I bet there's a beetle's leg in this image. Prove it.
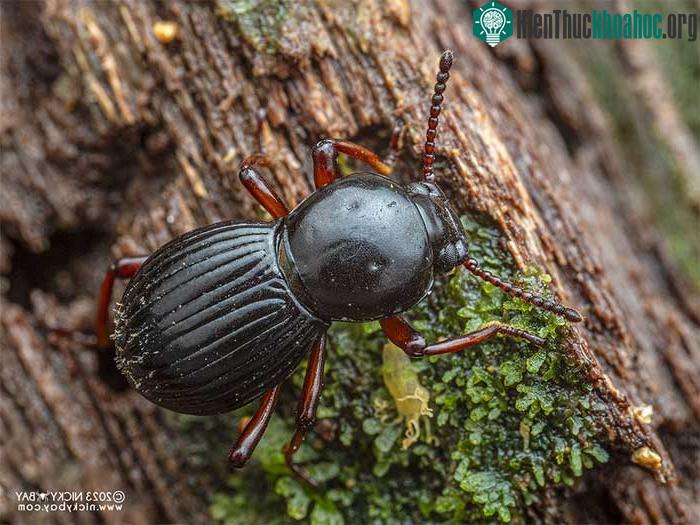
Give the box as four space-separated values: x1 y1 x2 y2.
96 256 148 349
382 120 404 172
312 139 393 189
255 108 273 155
239 155 289 218
229 385 282 467
42 256 146 391
284 334 327 489
380 315 545 357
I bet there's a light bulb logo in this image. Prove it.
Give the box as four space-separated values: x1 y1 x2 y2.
473 1 513 48
481 9 505 46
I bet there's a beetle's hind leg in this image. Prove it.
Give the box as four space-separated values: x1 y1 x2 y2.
284 334 327 489
47 256 147 350
380 315 545 357
239 155 290 219
95 256 148 349
45 256 147 391
229 385 282 467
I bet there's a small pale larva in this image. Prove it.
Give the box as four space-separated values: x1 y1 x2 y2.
381 343 434 449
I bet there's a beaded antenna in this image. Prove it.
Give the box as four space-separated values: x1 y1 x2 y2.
420 50 582 323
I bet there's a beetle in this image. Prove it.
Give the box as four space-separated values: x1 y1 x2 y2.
96 50 582 486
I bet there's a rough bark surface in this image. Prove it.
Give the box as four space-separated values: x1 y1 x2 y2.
1 0 698 523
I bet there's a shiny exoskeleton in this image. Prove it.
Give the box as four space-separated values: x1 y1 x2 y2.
283 174 468 321
95 51 582 487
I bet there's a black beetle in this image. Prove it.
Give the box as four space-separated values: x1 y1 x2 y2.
95 50 582 486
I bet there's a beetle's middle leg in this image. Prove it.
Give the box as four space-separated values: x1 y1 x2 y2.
284 333 327 488
239 155 289 218
380 315 545 357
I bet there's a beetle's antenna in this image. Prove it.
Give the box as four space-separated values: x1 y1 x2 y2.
463 257 583 322
423 50 454 182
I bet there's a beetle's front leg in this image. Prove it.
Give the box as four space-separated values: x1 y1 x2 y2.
382 120 404 172
312 139 393 190
229 385 282 467
380 315 544 357
239 155 290 219
284 334 327 488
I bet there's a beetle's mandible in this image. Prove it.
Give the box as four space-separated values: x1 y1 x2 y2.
95 50 582 487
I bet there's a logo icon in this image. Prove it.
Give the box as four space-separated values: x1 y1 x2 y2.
473 1 513 47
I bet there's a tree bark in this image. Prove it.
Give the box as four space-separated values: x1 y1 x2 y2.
1 0 698 523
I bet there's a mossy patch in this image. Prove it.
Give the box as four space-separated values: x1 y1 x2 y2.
209 217 609 523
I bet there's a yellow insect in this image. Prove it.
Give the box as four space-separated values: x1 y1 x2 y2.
380 343 435 449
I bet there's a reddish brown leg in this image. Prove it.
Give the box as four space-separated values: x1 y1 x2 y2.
284 334 327 488
239 155 289 219
229 385 281 467
382 120 404 171
255 108 272 155
380 315 545 357
312 139 393 190
96 256 148 349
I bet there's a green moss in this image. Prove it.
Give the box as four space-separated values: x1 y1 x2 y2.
208 216 609 523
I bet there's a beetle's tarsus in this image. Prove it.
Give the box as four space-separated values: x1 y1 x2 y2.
284 431 320 489
382 119 405 171
284 444 321 490
497 325 546 346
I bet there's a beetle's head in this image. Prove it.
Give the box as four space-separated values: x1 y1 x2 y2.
407 181 468 275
